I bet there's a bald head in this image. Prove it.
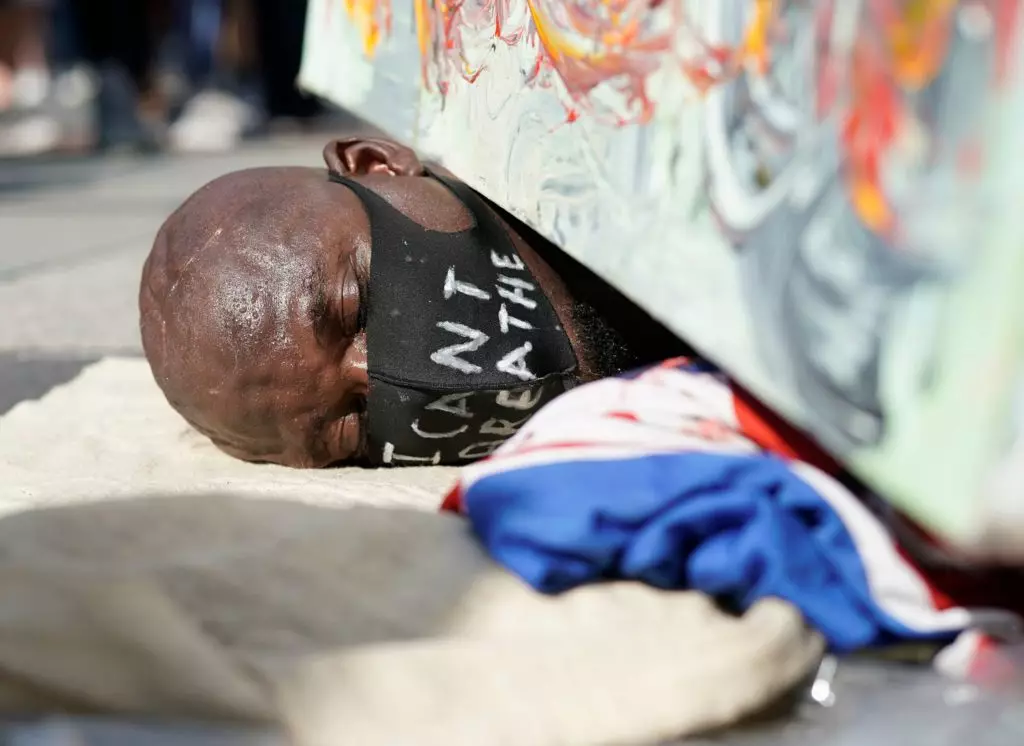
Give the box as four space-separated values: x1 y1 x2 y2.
140 166 371 466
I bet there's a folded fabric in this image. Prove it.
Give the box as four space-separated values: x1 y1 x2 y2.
0 497 823 746
444 358 1023 653
0 359 825 746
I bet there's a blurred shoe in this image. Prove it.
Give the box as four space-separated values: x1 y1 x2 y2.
50 65 100 152
168 88 262 153
10 66 49 109
0 67 58 157
0 64 12 111
96 63 162 153
0 111 60 156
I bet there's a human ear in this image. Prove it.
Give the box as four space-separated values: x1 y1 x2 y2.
323 137 425 177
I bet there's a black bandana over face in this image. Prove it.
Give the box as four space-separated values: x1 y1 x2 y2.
329 169 578 466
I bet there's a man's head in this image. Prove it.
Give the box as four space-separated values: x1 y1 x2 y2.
140 137 637 467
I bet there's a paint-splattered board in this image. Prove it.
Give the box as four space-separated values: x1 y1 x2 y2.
299 0 1024 554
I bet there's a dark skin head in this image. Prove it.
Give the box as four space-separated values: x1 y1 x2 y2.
140 137 603 467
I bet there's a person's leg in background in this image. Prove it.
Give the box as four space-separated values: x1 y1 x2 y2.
250 0 320 122
69 0 152 91
0 1 49 108
166 0 264 152
0 0 65 155
177 0 220 85
67 0 161 150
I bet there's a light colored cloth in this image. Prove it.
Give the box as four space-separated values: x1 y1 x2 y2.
0 358 458 513
0 359 825 745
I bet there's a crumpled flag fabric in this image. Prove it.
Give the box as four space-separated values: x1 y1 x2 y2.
443 358 1022 653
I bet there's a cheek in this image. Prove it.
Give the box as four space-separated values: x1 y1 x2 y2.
307 336 369 464
346 333 368 378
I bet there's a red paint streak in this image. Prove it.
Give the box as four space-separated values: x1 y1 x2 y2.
335 0 1024 141
547 106 581 134
407 0 1023 213
814 4 840 116
415 0 672 127
680 45 738 96
524 0 670 125
829 0 1023 239
842 38 903 235
994 0 1023 85
604 410 640 422
957 140 984 177
528 53 544 83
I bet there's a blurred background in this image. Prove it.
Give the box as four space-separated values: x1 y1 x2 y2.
0 0 370 413
0 0 350 156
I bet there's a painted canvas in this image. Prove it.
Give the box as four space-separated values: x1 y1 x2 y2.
300 0 1024 552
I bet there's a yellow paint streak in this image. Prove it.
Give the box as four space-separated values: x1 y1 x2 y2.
414 0 431 70
850 176 894 233
884 0 956 89
343 0 390 57
526 0 589 62
741 0 775 75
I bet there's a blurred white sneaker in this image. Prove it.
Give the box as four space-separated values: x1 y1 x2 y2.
10 67 50 109
0 65 98 157
168 89 262 153
0 112 60 156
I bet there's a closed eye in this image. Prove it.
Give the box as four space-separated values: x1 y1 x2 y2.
357 278 368 330
340 258 363 336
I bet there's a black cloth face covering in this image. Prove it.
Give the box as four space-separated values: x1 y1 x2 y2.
328 169 578 466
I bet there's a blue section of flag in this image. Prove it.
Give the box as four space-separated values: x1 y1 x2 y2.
463 451 949 652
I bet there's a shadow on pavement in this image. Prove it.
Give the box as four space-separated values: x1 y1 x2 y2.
0 351 112 414
0 151 159 198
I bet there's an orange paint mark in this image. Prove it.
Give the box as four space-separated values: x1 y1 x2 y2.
874 0 957 90
522 0 666 125
840 30 906 235
849 177 895 234
742 0 776 75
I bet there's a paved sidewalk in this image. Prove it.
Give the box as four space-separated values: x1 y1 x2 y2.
0 135 335 413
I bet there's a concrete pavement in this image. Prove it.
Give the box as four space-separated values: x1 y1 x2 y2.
0 135 335 414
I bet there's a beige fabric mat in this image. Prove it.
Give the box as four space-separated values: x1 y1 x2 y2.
0 358 459 514
0 359 824 745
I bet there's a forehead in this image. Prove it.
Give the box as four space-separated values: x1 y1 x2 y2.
165 170 366 349
219 171 372 288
